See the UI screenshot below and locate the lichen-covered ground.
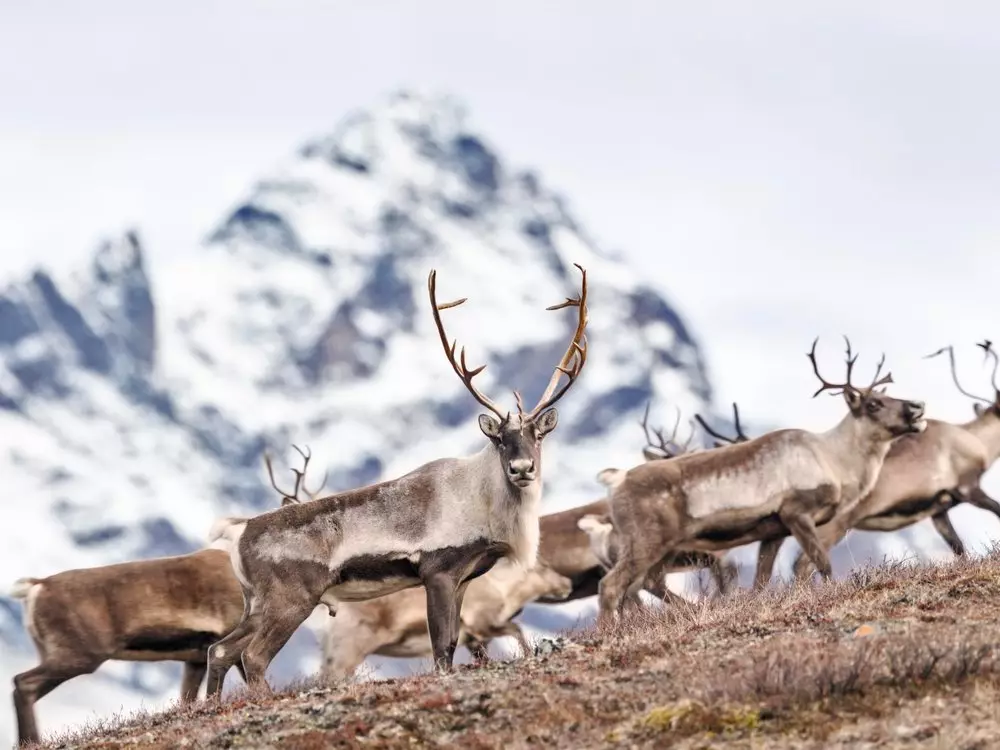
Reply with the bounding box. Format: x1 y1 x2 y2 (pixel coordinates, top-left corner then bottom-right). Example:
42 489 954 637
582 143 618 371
37 552 1000 749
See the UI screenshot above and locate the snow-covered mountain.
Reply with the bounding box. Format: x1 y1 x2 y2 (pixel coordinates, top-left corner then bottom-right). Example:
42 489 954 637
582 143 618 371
0 90 724 742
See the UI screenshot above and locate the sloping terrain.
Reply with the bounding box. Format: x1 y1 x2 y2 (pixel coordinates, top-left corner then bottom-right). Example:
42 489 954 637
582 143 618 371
36 551 1000 749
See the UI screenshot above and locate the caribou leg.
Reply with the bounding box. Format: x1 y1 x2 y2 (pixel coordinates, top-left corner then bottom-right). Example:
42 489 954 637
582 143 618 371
180 660 208 703
931 510 967 556
14 657 102 746
712 558 739 595
753 538 783 589
781 508 833 580
241 597 317 688
964 486 1000 518
598 534 672 622
791 514 850 580
424 573 465 672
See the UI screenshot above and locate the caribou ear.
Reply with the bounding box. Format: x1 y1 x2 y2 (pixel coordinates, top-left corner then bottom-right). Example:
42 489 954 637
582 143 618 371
535 407 559 437
479 413 502 439
280 495 299 507
596 467 624 488
843 389 863 413
974 403 987 417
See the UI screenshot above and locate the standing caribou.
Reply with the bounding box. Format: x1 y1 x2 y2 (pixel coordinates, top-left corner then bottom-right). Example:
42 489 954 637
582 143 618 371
597 337 927 620
8 448 324 746
204 264 590 696
789 340 1000 580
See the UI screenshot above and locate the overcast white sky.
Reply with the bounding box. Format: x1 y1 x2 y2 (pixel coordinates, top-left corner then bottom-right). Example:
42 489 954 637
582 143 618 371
2 0 999 443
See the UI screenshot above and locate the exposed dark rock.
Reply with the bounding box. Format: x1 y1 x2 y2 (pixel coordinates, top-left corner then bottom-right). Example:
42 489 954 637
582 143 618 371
210 204 302 254
32 271 111 374
0 293 40 347
451 135 500 192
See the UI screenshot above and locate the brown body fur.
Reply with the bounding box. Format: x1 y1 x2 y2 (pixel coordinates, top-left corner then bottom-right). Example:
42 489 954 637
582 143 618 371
533 499 612 602
10 549 245 746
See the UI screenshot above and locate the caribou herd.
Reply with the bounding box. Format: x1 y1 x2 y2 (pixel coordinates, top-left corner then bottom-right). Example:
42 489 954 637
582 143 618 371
8 263 1000 745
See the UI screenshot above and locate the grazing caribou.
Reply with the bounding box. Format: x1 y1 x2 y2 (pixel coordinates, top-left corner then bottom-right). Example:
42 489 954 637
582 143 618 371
597 337 927 620
204 265 589 696
789 340 1000 580
320 556 572 681
8 448 323 746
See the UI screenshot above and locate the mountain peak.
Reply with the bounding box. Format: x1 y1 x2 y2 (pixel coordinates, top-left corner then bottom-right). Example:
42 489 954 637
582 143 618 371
0 91 720 739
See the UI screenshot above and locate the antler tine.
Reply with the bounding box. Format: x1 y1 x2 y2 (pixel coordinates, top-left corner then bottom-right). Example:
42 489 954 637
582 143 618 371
286 443 317 500
638 402 690 457
527 264 589 417
977 339 1000 393
694 413 737 446
680 417 697 452
427 270 508 420
867 352 894 391
842 335 859 388
302 469 329 501
639 402 669 456
731 402 749 442
925 345 991 404
514 390 527 422
667 405 683 446
639 401 656 447
263 451 300 503
806 337 845 398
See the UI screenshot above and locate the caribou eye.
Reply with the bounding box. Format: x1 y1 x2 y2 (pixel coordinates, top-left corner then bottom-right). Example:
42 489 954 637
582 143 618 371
866 400 881 413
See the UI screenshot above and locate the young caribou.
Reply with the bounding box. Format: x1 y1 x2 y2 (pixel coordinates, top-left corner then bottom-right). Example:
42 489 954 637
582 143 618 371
534 403 715 604
204 264 589 695
597 337 927 620
8 449 324 746
582 403 750 602
320 556 572 681
789 340 1000 580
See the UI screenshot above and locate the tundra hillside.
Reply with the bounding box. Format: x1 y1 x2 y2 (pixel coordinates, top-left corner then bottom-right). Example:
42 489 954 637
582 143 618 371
35 550 1000 749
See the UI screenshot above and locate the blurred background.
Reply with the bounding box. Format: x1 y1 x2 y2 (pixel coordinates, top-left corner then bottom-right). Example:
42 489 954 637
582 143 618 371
2 0 999 741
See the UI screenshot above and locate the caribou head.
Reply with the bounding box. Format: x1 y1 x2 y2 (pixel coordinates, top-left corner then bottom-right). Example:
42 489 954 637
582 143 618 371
808 336 926 438
428 264 589 489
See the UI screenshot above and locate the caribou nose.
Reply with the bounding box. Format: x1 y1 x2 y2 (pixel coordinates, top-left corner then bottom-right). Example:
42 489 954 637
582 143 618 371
509 458 535 477
905 400 925 418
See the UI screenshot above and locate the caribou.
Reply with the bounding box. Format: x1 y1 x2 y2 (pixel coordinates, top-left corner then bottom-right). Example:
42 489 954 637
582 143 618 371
535 403 700 605
8 448 324 746
320 556 572 681
597 337 927 620
204 264 590 696
789 339 1000 580
580 403 751 602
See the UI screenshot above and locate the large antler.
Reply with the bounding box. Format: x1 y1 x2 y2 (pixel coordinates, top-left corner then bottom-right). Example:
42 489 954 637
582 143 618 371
264 444 328 504
427 270 508 420
694 402 750 447
806 335 893 398
523 263 589 419
639 402 695 460
924 344 992 404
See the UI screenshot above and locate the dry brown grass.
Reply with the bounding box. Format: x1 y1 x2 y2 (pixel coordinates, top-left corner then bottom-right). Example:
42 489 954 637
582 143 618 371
34 549 1000 749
